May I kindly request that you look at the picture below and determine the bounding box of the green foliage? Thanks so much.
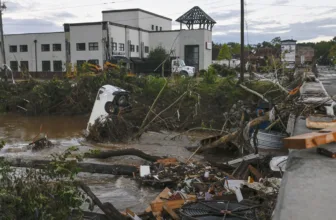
[0,147,92,219]
[0,139,5,149]
[148,46,169,63]
[203,65,218,84]
[217,44,232,60]
[328,45,336,64]
[210,63,236,77]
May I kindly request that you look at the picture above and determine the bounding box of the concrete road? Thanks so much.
[317,66,336,96]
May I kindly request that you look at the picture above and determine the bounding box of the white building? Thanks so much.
[281,39,297,69]
[0,7,215,74]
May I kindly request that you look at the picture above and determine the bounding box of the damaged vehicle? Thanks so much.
[87,85,132,131]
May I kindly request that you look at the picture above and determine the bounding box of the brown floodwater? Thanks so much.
[0,113,202,213]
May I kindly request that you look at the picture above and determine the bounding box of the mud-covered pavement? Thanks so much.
[0,113,208,212]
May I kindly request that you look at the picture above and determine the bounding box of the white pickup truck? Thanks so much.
[171,58,195,77]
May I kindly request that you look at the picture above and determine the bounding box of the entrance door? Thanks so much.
[185,45,199,71]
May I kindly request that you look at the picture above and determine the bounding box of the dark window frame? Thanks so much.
[119,43,125,51]
[41,44,50,52]
[77,60,86,68]
[156,26,158,31]
[42,61,51,72]
[10,61,18,71]
[130,44,135,52]
[53,60,63,72]
[151,25,154,30]
[136,45,139,52]
[20,45,28,52]
[9,45,17,53]
[112,42,117,51]
[88,59,99,65]
[88,42,98,51]
[53,44,62,51]
[160,27,162,31]
[76,43,86,51]
[20,61,29,71]
[145,46,149,53]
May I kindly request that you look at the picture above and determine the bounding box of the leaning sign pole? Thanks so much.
[240,0,244,82]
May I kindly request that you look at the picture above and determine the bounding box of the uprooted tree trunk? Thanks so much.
[2,157,138,176]
[85,148,163,162]
[198,112,270,153]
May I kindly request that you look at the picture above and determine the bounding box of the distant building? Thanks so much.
[0,7,215,74]
[281,39,297,69]
[296,46,315,65]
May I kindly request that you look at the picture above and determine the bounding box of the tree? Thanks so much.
[148,45,169,63]
[271,37,281,49]
[217,44,232,60]
[217,44,232,67]
[329,45,336,64]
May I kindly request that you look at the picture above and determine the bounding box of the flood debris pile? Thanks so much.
[87,115,137,142]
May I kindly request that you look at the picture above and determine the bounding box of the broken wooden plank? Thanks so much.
[163,203,180,220]
[306,116,336,129]
[227,154,260,166]
[156,158,178,166]
[284,126,336,149]
[248,165,262,181]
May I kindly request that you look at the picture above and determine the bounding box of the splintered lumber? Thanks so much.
[284,126,336,149]
[85,148,163,162]
[78,181,126,220]
[306,116,336,129]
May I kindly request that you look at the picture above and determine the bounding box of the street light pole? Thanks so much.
[0,0,6,65]
[240,0,244,82]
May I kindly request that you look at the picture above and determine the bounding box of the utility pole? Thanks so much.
[240,0,244,82]
[0,0,6,65]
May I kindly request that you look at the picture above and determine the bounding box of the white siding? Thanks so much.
[69,25,104,66]
[138,11,171,31]
[141,31,150,58]
[1,32,65,72]
[129,29,140,57]
[149,29,212,70]
[103,11,139,28]
[109,24,126,56]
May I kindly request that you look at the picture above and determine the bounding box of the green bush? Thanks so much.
[203,66,218,84]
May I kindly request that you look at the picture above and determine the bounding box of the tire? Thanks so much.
[180,71,188,78]
[105,102,118,115]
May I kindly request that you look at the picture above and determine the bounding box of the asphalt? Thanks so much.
[317,66,336,96]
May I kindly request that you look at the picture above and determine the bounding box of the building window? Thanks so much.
[42,61,51,71]
[53,61,63,72]
[77,60,86,68]
[145,46,149,53]
[53,44,62,51]
[10,61,18,71]
[156,26,158,31]
[20,61,29,71]
[130,44,135,52]
[76,43,86,51]
[20,45,28,52]
[41,44,50,52]
[160,27,162,31]
[112,42,117,51]
[9,45,17,53]
[88,59,99,65]
[89,42,98,51]
[136,45,139,52]
[151,25,154,30]
[119,43,124,51]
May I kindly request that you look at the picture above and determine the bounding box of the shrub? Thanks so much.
[203,66,218,84]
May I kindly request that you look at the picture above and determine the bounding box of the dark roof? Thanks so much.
[4,31,64,36]
[102,8,172,21]
[281,39,297,43]
[176,6,216,25]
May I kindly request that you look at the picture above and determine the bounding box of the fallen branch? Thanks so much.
[77,181,127,220]
[2,158,138,176]
[138,79,167,131]
[85,148,163,162]
[239,84,269,103]
[135,91,188,139]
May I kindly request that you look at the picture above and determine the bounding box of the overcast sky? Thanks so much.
[4,0,336,44]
